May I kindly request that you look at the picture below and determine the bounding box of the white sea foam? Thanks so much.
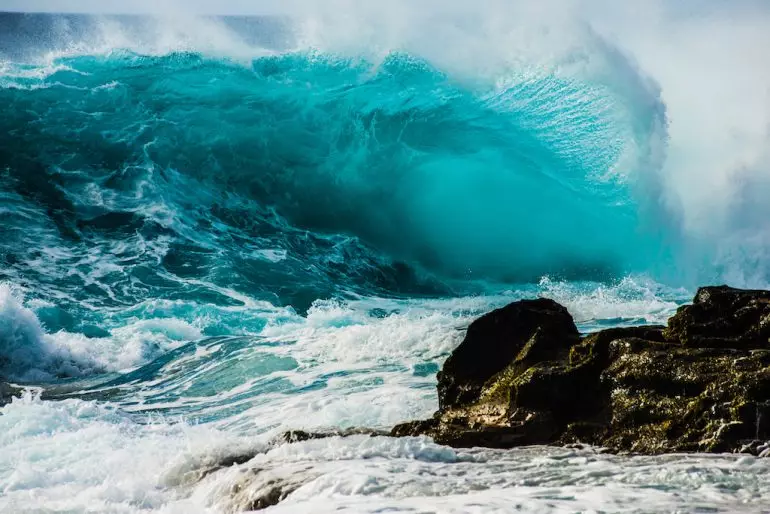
[226,440,770,513]
[2,278,768,512]
[0,273,681,387]
[0,391,260,514]
[537,275,689,328]
[4,392,768,513]
[100,277,685,437]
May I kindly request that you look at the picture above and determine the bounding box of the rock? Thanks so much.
[737,440,770,456]
[392,286,770,454]
[600,344,770,453]
[279,428,387,444]
[664,285,770,349]
[0,382,22,406]
[437,298,579,410]
[211,464,319,512]
[229,469,307,511]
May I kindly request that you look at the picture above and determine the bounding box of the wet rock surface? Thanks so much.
[279,428,388,444]
[391,286,770,454]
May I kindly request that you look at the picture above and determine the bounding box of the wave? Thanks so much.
[0,274,686,383]
[0,8,768,381]
[0,283,213,381]
[0,46,668,291]
[1,7,769,513]
[6,5,768,287]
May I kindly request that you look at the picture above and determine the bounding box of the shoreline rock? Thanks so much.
[391,285,770,455]
[0,382,22,407]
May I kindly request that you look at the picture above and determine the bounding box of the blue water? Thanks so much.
[0,44,675,375]
[1,11,767,514]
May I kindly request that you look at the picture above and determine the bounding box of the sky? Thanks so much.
[3,0,768,16]
[0,0,296,14]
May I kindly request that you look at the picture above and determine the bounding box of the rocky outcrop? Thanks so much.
[437,299,580,410]
[0,382,21,407]
[392,286,770,454]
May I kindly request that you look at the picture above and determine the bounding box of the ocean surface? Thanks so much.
[2,8,770,513]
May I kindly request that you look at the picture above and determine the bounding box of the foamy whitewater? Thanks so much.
[1,2,770,512]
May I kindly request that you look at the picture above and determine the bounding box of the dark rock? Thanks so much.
[391,286,770,454]
[664,285,770,349]
[600,344,770,453]
[279,428,387,444]
[437,298,579,410]
[0,382,22,406]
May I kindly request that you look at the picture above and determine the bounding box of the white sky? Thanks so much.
[0,0,295,14]
[3,0,768,16]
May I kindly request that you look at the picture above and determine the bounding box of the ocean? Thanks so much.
[1,6,770,512]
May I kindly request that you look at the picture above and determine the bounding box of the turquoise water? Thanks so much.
[0,44,679,382]
[1,11,768,513]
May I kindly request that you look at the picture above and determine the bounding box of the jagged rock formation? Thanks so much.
[392,286,770,454]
